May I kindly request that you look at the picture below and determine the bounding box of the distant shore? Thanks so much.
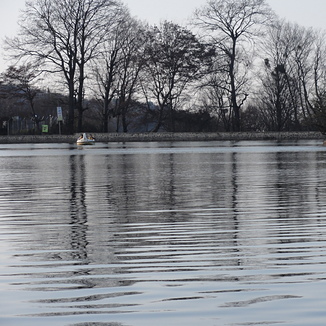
[0,131,324,144]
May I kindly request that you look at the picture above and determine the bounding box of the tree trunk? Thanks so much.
[67,83,75,134]
[230,39,240,132]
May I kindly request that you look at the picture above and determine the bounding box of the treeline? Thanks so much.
[1,0,326,134]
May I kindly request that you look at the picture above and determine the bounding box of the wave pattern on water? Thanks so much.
[1,140,326,326]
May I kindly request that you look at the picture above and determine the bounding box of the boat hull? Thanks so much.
[77,133,95,145]
[77,140,95,145]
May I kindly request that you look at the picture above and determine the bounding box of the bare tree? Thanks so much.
[92,7,130,132]
[258,20,298,131]
[194,0,273,131]
[305,34,326,133]
[197,55,234,131]
[92,13,145,132]
[5,0,121,133]
[257,19,325,131]
[1,64,43,132]
[143,21,213,132]
[116,21,148,133]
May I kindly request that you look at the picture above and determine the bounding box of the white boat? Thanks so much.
[77,133,95,145]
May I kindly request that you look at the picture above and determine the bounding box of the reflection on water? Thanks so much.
[1,140,326,325]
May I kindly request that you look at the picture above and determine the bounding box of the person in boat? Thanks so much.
[89,134,95,140]
[78,134,83,140]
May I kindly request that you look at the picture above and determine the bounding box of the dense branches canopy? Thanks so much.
[5,0,123,133]
[256,19,326,132]
[2,0,326,134]
[2,64,43,130]
[194,0,274,131]
[194,0,273,39]
[143,21,214,131]
[92,10,143,132]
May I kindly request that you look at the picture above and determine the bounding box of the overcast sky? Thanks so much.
[0,0,326,72]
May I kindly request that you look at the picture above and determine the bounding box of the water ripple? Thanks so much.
[1,141,326,325]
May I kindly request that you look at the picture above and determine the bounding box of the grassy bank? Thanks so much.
[0,131,324,144]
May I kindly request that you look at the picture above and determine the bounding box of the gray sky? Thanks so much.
[0,0,326,72]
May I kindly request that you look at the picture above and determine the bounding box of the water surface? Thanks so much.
[1,140,326,325]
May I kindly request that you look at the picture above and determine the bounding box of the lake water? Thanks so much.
[1,140,326,326]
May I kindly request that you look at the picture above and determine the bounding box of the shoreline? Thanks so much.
[0,131,324,144]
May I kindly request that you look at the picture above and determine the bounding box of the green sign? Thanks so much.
[42,125,49,133]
